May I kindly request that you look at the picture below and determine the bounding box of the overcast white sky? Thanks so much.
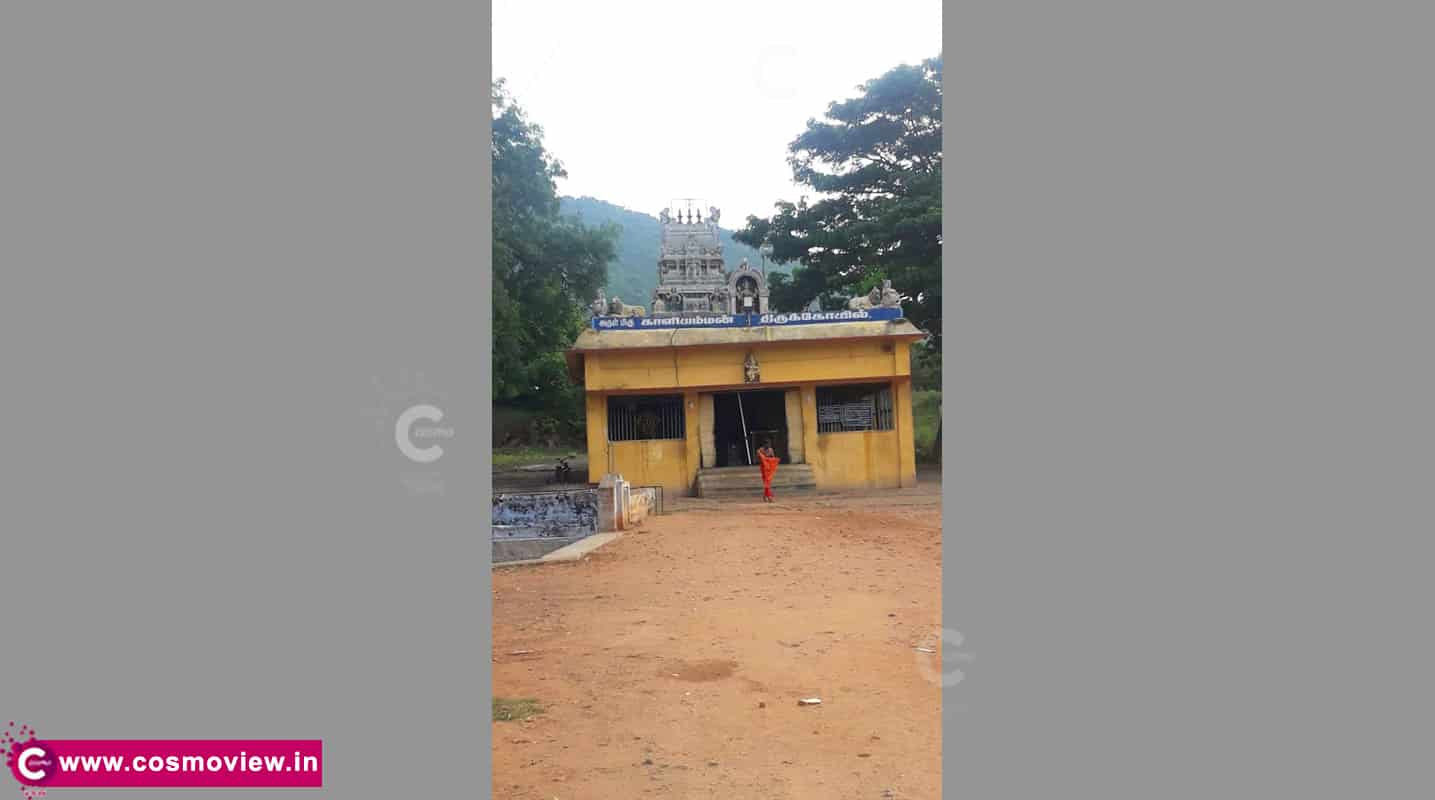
[493,0,942,224]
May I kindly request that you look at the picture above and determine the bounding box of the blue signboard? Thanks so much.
[592,306,902,331]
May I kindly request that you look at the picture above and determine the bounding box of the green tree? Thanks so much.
[736,55,942,342]
[910,339,942,392]
[738,57,942,458]
[492,80,617,432]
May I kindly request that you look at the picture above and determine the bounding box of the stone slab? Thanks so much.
[493,537,578,563]
[492,533,623,568]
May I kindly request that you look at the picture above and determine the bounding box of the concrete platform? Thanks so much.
[493,532,622,568]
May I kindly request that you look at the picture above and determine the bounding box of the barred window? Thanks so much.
[608,395,685,441]
[816,383,894,433]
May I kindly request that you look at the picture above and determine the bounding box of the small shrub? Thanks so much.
[913,389,942,464]
[492,697,543,722]
[530,415,561,448]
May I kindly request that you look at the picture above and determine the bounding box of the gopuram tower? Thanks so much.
[650,199,769,316]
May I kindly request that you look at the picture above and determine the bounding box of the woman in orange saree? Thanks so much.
[757,440,779,503]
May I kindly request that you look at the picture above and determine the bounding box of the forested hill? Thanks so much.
[559,195,784,307]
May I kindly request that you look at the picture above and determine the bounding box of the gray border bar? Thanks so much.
[947,2,1434,796]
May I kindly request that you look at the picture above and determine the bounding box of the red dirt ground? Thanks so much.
[492,484,943,799]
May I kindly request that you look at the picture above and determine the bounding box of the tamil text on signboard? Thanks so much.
[592,307,902,331]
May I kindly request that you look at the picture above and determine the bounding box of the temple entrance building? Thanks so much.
[568,199,924,497]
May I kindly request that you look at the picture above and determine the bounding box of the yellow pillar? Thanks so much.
[698,393,716,468]
[893,378,918,487]
[801,383,820,480]
[684,390,701,493]
[585,392,609,483]
[785,388,805,464]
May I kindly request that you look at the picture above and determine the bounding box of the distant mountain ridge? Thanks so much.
[560,195,785,309]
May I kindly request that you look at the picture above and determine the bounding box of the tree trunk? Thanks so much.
[934,416,942,464]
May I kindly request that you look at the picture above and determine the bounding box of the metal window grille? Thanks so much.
[607,395,685,441]
[816,384,895,433]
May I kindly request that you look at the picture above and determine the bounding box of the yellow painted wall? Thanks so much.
[606,439,689,495]
[585,338,909,393]
[582,337,918,494]
[810,429,903,489]
[582,391,692,493]
[795,377,916,490]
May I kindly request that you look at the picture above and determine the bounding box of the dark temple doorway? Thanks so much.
[713,389,790,467]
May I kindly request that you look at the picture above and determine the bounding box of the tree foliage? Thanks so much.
[492,81,617,421]
[736,55,942,344]
[910,339,942,392]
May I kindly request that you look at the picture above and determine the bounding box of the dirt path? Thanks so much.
[492,486,943,799]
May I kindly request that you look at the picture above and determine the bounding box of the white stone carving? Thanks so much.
[608,296,646,317]
[848,286,882,311]
[879,279,902,308]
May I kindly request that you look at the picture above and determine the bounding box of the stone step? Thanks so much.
[696,465,814,477]
[695,465,817,498]
[697,464,817,475]
[695,467,815,484]
[697,486,818,500]
[697,475,817,489]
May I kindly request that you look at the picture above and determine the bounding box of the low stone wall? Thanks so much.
[492,482,655,565]
[492,489,598,563]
